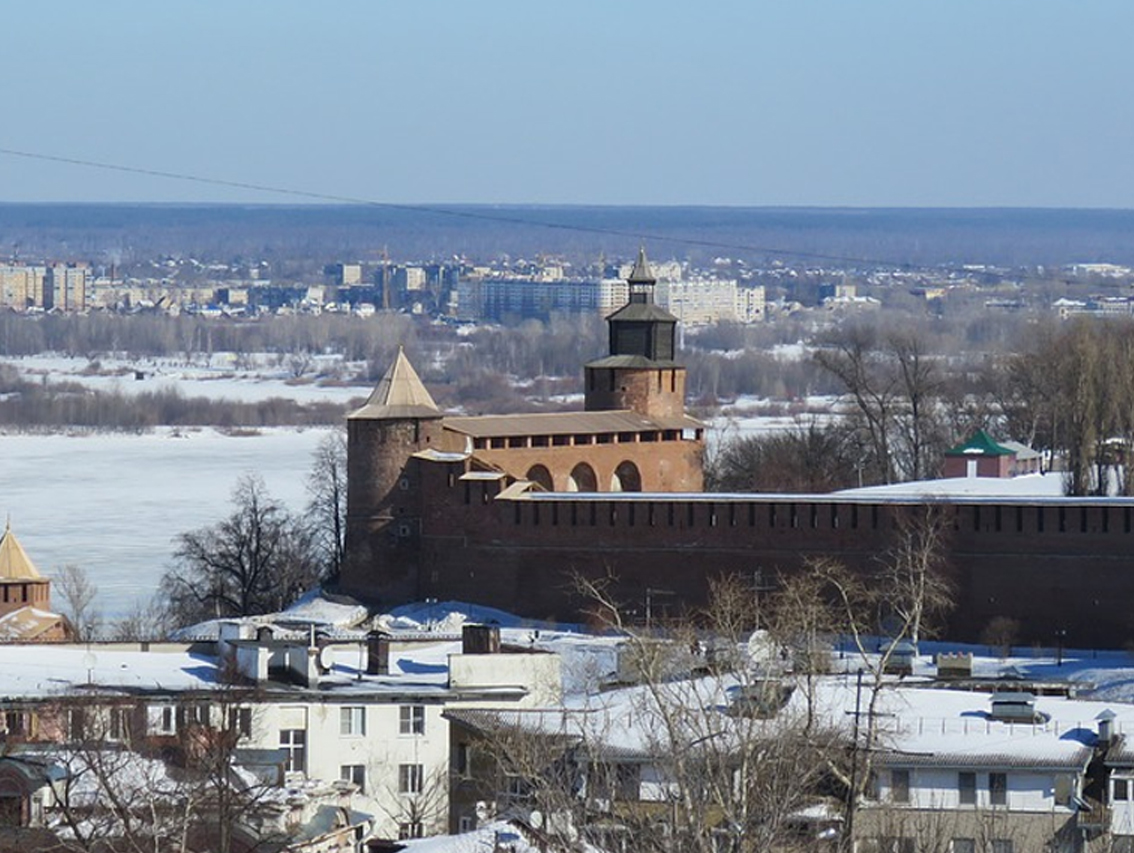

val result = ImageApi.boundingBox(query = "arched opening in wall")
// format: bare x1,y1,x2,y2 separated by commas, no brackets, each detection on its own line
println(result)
611,460,642,493
567,462,598,493
525,464,554,491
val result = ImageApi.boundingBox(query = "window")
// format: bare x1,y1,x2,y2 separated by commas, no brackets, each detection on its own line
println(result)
455,742,471,777
891,769,910,803
1116,779,1131,801
109,708,128,742
177,703,209,729
398,822,424,840
952,840,976,853
340,764,365,794
400,705,425,735
148,705,176,736
66,708,86,741
3,711,31,738
990,841,1013,853
958,771,976,805
989,772,1008,806
458,816,475,833
399,763,424,794
229,707,252,739
340,706,366,736
280,729,306,774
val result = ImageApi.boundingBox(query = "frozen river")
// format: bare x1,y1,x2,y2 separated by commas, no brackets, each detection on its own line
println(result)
0,427,334,618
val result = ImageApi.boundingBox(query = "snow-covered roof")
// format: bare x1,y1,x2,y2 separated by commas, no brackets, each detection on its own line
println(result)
835,472,1065,500
0,607,66,642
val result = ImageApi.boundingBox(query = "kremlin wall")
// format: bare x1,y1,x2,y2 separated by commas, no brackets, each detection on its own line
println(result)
341,251,1134,648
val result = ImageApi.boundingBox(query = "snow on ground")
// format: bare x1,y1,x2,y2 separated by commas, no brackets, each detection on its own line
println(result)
4,353,368,405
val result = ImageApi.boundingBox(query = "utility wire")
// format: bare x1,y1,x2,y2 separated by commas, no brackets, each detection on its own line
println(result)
0,146,927,271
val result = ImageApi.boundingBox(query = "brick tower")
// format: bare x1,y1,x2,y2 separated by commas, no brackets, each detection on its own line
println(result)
584,247,686,419
342,347,444,602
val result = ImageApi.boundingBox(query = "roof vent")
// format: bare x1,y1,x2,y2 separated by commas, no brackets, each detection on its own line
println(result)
990,690,1042,723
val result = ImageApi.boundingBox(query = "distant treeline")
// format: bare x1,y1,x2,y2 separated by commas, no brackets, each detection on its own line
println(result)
0,366,352,429
0,303,1041,428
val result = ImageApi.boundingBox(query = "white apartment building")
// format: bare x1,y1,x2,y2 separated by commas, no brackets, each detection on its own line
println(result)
0,621,561,846
655,278,739,325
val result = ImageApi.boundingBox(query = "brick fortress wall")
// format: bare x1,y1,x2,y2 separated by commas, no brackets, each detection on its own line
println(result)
407,456,1134,648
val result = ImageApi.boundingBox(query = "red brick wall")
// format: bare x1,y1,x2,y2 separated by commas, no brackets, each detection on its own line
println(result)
584,366,687,419
437,437,702,493
403,461,1134,647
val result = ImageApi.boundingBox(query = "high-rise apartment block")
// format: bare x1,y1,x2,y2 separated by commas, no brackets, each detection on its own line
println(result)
45,262,88,311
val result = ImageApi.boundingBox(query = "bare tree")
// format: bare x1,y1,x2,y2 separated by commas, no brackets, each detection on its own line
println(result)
52,564,101,642
108,596,169,642
161,474,322,626
45,690,286,853
806,506,953,850
305,429,348,580
814,325,900,484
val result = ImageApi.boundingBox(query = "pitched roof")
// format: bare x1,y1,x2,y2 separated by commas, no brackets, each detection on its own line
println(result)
944,429,1014,457
443,410,703,439
0,523,43,581
604,301,678,324
348,347,442,420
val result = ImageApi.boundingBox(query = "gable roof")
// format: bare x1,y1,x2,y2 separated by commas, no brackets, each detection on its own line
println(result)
348,346,442,420
0,523,43,582
944,429,1014,457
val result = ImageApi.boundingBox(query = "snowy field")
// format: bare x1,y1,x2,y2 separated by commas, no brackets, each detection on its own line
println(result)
6,353,367,405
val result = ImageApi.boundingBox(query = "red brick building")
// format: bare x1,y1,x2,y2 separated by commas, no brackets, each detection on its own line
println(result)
341,253,1134,648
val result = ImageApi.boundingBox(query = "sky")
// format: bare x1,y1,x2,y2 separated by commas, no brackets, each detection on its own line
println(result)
3,2,1133,208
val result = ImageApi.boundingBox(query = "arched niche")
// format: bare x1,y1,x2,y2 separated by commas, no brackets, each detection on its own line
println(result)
567,462,598,493
611,460,642,493
525,464,554,492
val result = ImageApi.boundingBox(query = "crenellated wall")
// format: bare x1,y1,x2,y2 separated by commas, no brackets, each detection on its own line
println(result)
396,457,1134,648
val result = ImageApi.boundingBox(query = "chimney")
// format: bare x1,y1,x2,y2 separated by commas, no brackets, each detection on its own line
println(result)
1097,709,1117,747
367,631,390,675
462,624,501,655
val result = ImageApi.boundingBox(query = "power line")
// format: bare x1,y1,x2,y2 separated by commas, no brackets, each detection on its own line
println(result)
0,146,922,271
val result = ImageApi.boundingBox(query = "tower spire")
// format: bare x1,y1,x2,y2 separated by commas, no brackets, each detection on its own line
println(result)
627,245,656,304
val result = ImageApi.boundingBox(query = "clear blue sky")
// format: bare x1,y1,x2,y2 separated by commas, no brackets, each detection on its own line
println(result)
3,1,1132,207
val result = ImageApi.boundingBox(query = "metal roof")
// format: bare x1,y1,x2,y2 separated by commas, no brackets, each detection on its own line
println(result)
443,410,702,439
944,429,1014,457
874,746,1092,771
605,302,678,324
348,346,442,421
585,354,683,369
0,523,43,581
627,246,656,285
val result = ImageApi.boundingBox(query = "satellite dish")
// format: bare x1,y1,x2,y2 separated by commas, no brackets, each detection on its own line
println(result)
528,810,544,829
318,646,336,671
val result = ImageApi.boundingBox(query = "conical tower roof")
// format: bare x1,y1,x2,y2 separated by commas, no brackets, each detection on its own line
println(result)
627,245,656,285
0,522,43,581
349,346,442,420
